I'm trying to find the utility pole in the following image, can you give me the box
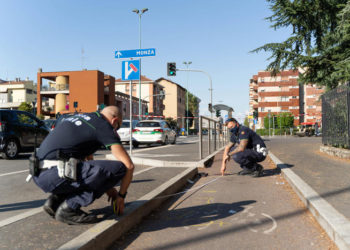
[183,61,192,135]
[132,8,149,120]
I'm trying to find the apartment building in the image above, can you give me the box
[115,75,165,117]
[0,78,37,109]
[249,70,325,129]
[302,84,324,124]
[155,78,186,128]
[37,70,115,117]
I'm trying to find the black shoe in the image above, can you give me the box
[238,168,254,175]
[252,164,264,178]
[43,194,65,218]
[55,201,100,225]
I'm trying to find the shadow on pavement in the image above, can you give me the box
[0,199,45,212]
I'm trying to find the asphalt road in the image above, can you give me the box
[0,136,198,221]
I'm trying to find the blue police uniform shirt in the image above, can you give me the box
[37,112,121,160]
[230,125,266,150]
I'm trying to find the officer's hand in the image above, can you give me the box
[106,187,118,202]
[224,154,230,162]
[220,164,226,176]
[115,196,125,215]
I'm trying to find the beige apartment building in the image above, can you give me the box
[155,78,187,128]
[0,78,37,109]
[115,75,164,118]
[249,70,324,129]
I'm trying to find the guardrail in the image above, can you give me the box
[199,116,230,160]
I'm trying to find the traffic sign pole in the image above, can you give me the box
[129,80,133,156]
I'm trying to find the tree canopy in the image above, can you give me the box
[253,0,349,89]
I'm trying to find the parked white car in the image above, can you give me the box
[118,120,139,147]
[132,120,176,146]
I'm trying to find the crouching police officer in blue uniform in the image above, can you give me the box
[221,118,267,177]
[31,106,134,225]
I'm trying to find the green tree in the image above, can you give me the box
[276,112,295,129]
[165,117,178,129]
[18,102,33,113]
[188,92,199,116]
[244,117,249,127]
[253,0,349,89]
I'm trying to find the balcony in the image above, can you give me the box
[40,84,69,94]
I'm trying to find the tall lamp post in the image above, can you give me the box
[132,8,149,120]
[183,61,192,135]
[32,98,37,116]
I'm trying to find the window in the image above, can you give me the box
[281,96,288,101]
[292,96,297,99]
[261,107,265,112]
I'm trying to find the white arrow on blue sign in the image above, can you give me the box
[115,48,156,59]
[122,60,140,81]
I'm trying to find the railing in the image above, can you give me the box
[199,116,230,160]
[322,85,350,148]
[40,84,69,92]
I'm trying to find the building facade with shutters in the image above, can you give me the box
[249,70,324,129]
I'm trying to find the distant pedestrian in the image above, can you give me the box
[221,118,268,177]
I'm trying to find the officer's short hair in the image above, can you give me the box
[225,118,238,125]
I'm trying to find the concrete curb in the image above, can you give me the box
[106,146,225,168]
[269,152,350,250]
[320,145,350,160]
[58,166,198,250]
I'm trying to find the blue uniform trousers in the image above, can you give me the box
[33,160,126,209]
[230,147,266,170]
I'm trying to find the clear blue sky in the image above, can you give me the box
[0,0,290,121]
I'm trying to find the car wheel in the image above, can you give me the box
[171,135,176,144]
[163,136,169,145]
[4,139,19,159]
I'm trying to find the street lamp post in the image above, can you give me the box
[183,61,192,135]
[132,8,149,120]
[32,98,37,116]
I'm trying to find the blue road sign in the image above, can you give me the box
[115,48,156,59]
[122,60,140,81]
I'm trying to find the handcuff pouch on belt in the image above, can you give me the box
[57,158,79,182]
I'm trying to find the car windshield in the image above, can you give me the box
[136,122,161,127]
[121,121,130,128]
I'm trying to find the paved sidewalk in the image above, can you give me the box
[110,151,335,250]
[264,136,350,249]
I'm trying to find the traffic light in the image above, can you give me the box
[208,103,213,112]
[216,109,221,117]
[167,62,176,76]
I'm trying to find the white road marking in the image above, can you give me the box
[262,213,278,234]
[0,170,28,177]
[0,166,158,228]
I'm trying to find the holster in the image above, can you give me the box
[29,153,40,177]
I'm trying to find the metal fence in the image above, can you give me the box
[322,85,350,148]
[199,116,230,159]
